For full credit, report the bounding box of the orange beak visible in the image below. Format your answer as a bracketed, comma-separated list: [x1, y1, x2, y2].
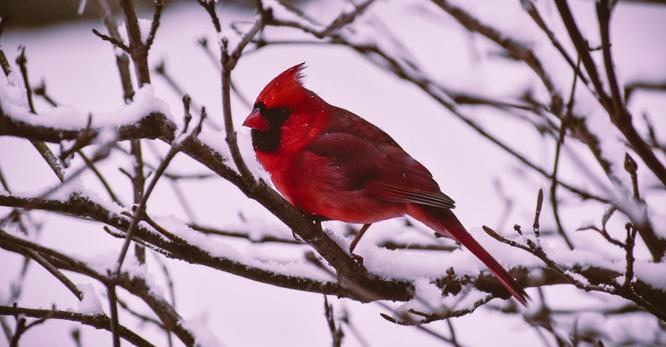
[242, 108, 269, 131]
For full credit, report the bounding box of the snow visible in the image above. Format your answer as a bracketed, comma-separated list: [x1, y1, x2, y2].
[2, 1, 666, 346]
[185, 89, 275, 183]
[2, 71, 29, 107]
[138, 19, 152, 42]
[116, 18, 154, 44]
[395, 277, 493, 319]
[633, 262, 666, 291]
[651, 210, 666, 240]
[0, 177, 124, 216]
[362, 217, 459, 250]
[83, 250, 166, 299]
[577, 312, 606, 336]
[195, 130, 231, 161]
[197, 128, 272, 182]
[0, 71, 172, 130]
[182, 317, 224, 347]
[153, 215, 333, 282]
[395, 277, 441, 316]
[218, 213, 292, 242]
[548, 246, 622, 273]
[77, 283, 104, 315]
[329, 224, 535, 281]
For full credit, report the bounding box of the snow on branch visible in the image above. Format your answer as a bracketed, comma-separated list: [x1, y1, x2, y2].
[2, 0, 666, 345]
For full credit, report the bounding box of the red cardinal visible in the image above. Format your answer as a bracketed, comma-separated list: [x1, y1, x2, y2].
[242, 63, 528, 305]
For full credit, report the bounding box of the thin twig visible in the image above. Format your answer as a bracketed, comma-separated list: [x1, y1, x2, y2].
[91, 29, 130, 52]
[432, 0, 563, 114]
[78, 150, 124, 206]
[557, 0, 666, 191]
[21, 248, 83, 300]
[623, 223, 637, 288]
[220, 34, 262, 188]
[323, 296, 344, 347]
[0, 228, 196, 345]
[115, 107, 205, 273]
[116, 298, 166, 329]
[13, 47, 65, 182]
[624, 153, 640, 200]
[144, 0, 164, 49]
[533, 188, 544, 239]
[106, 283, 121, 347]
[549, 57, 582, 250]
[339, 307, 370, 347]
[446, 319, 461, 347]
[92, 0, 135, 102]
[151, 253, 175, 347]
[305, 253, 456, 344]
[0, 305, 153, 347]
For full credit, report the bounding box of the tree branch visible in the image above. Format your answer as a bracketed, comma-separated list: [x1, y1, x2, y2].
[0, 305, 154, 347]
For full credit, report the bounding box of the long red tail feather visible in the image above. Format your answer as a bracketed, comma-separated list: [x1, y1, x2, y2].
[407, 204, 528, 306]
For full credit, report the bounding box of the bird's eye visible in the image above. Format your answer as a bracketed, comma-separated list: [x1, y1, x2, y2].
[264, 107, 290, 121]
[252, 102, 290, 123]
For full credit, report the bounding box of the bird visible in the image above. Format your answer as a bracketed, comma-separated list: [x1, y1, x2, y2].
[242, 63, 528, 305]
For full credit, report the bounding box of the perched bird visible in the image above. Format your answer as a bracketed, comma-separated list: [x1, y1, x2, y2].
[242, 63, 528, 305]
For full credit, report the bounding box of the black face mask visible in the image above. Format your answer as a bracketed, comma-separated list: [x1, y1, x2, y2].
[250, 102, 291, 152]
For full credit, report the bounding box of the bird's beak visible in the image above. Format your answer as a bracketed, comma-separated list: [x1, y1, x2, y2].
[242, 108, 269, 131]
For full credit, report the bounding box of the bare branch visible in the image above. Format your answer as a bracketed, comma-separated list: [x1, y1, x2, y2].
[556, 0, 666, 191]
[549, 57, 582, 250]
[323, 296, 344, 347]
[625, 80, 666, 103]
[0, 229, 197, 345]
[91, 29, 130, 52]
[115, 108, 205, 273]
[21, 248, 83, 300]
[0, 305, 154, 347]
[11, 47, 65, 182]
[92, 0, 135, 102]
[106, 284, 121, 347]
[144, 0, 164, 49]
[432, 0, 563, 114]
[623, 223, 638, 289]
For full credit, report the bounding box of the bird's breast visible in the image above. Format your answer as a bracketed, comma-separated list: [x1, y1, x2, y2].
[254, 150, 297, 204]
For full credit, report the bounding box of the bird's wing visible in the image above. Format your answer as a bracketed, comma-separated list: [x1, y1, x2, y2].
[304, 129, 456, 210]
[326, 106, 403, 148]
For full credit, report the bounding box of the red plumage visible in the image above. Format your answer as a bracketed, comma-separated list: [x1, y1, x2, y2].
[243, 63, 528, 305]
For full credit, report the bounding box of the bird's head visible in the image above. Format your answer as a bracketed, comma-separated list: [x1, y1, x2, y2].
[243, 63, 327, 153]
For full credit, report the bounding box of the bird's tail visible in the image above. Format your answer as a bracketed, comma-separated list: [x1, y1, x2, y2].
[407, 204, 529, 306]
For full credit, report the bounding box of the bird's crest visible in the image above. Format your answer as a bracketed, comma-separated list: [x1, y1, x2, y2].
[257, 63, 307, 108]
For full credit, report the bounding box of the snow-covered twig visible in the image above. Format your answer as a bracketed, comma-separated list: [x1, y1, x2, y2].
[0, 227, 197, 346]
[305, 252, 457, 345]
[8, 47, 65, 183]
[0, 305, 153, 347]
